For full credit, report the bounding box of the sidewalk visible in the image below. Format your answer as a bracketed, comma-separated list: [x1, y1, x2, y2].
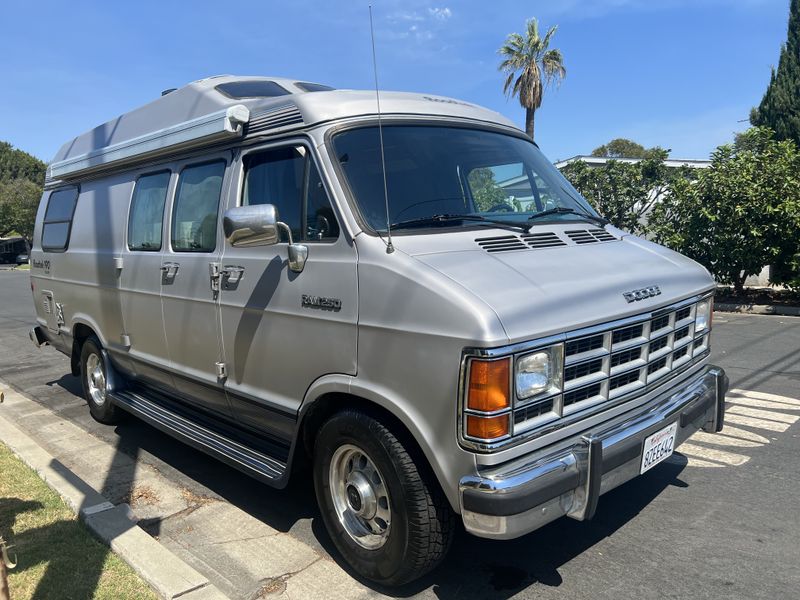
[0, 382, 374, 600]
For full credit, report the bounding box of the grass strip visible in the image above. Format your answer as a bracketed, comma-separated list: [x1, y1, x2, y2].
[0, 442, 158, 600]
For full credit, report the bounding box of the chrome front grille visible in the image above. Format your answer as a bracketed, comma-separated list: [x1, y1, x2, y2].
[514, 298, 710, 433]
[459, 293, 713, 452]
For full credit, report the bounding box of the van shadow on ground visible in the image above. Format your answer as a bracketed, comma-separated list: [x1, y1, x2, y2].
[52, 388, 689, 600]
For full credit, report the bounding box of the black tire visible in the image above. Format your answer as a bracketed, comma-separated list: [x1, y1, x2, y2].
[79, 336, 121, 425]
[313, 409, 454, 586]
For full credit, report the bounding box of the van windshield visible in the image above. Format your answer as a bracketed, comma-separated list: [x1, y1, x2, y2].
[331, 125, 600, 233]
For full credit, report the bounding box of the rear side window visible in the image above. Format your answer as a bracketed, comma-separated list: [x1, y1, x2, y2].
[41, 187, 79, 251]
[128, 171, 170, 251]
[172, 161, 226, 252]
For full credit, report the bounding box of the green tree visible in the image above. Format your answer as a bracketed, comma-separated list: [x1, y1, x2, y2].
[559, 149, 681, 235]
[591, 138, 662, 159]
[498, 18, 566, 139]
[0, 178, 41, 246]
[750, 0, 800, 146]
[0, 142, 46, 185]
[467, 168, 508, 211]
[0, 141, 46, 245]
[648, 127, 800, 293]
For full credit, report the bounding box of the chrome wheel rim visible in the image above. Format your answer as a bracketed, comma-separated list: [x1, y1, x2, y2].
[329, 444, 391, 549]
[85, 353, 106, 406]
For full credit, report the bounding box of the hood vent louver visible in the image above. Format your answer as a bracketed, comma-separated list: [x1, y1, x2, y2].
[476, 235, 528, 253]
[566, 229, 617, 244]
[476, 228, 617, 254]
[476, 232, 567, 253]
[521, 232, 567, 248]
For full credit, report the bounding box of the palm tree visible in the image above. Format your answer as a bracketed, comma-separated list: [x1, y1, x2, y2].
[499, 18, 566, 139]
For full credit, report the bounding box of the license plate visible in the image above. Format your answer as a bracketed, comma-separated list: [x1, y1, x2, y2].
[640, 422, 678, 474]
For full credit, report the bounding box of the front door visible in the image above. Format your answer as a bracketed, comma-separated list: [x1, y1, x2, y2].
[160, 158, 231, 419]
[218, 142, 358, 442]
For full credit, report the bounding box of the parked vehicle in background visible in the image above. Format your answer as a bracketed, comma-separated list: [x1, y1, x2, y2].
[0, 237, 27, 264]
[28, 76, 728, 585]
[15, 253, 29, 265]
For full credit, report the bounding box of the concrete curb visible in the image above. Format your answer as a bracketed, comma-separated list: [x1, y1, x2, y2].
[715, 303, 800, 317]
[0, 403, 230, 600]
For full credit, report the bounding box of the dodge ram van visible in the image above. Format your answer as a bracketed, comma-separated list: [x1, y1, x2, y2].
[29, 75, 727, 585]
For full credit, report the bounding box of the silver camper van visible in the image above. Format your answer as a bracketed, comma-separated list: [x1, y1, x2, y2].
[29, 76, 727, 585]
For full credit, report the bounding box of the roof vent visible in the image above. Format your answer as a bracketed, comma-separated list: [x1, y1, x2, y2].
[246, 103, 304, 136]
[565, 229, 617, 244]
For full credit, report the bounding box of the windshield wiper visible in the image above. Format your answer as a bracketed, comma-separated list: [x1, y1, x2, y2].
[527, 206, 609, 227]
[389, 214, 530, 232]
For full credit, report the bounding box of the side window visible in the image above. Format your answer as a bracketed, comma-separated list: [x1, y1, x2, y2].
[41, 187, 79, 252]
[242, 146, 339, 242]
[128, 171, 170, 251]
[306, 163, 340, 241]
[171, 161, 226, 252]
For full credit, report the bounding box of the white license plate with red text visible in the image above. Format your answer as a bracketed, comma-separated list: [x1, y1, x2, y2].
[640, 422, 678, 474]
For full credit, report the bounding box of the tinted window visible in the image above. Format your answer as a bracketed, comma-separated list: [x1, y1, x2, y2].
[306, 164, 339, 240]
[128, 171, 170, 251]
[215, 81, 290, 99]
[295, 82, 335, 93]
[172, 161, 225, 252]
[41, 187, 78, 251]
[243, 147, 339, 242]
[243, 148, 304, 241]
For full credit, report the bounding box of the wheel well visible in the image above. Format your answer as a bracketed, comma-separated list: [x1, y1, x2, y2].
[70, 323, 96, 376]
[298, 393, 436, 483]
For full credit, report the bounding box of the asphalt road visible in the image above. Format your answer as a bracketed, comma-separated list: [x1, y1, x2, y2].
[1, 268, 799, 599]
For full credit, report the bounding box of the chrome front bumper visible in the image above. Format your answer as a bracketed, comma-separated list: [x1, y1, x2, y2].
[459, 365, 727, 539]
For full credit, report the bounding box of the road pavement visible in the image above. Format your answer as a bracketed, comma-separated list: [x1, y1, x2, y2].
[1, 269, 798, 599]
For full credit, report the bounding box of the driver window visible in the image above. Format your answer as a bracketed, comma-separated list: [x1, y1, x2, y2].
[242, 146, 340, 242]
[467, 163, 537, 212]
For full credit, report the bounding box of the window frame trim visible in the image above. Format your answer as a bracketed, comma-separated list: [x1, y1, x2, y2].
[41, 185, 80, 253]
[236, 139, 341, 244]
[170, 158, 228, 253]
[127, 169, 172, 252]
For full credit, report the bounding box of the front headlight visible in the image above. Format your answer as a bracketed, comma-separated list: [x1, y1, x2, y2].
[695, 299, 712, 333]
[515, 345, 563, 400]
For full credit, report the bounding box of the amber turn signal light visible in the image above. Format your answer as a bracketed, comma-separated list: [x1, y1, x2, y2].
[466, 414, 510, 439]
[467, 358, 510, 412]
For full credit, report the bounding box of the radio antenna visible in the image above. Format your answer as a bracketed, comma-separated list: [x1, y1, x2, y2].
[369, 4, 394, 254]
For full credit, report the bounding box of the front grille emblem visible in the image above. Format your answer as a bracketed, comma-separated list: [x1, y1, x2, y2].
[623, 285, 661, 303]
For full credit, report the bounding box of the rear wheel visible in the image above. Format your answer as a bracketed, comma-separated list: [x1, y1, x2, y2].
[313, 409, 454, 586]
[79, 336, 121, 425]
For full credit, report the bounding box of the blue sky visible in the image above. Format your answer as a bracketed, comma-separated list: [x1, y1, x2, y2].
[0, 0, 789, 162]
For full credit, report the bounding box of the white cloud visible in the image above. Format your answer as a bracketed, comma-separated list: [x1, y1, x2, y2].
[428, 7, 453, 20]
[383, 5, 453, 43]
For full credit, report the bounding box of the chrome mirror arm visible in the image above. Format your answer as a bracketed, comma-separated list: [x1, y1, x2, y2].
[277, 222, 309, 273]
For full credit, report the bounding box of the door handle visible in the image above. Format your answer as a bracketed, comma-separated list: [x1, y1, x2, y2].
[221, 265, 245, 285]
[160, 262, 180, 276]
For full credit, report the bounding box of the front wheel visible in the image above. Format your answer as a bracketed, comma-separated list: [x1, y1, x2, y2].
[313, 410, 454, 586]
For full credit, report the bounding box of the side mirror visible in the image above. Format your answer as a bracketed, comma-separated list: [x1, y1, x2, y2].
[223, 204, 279, 247]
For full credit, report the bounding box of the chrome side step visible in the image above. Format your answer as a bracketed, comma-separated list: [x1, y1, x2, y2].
[110, 389, 288, 485]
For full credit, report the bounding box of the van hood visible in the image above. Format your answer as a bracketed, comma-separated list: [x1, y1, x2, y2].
[400, 226, 714, 344]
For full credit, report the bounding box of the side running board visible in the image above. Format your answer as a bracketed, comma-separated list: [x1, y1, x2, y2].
[110, 389, 287, 485]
